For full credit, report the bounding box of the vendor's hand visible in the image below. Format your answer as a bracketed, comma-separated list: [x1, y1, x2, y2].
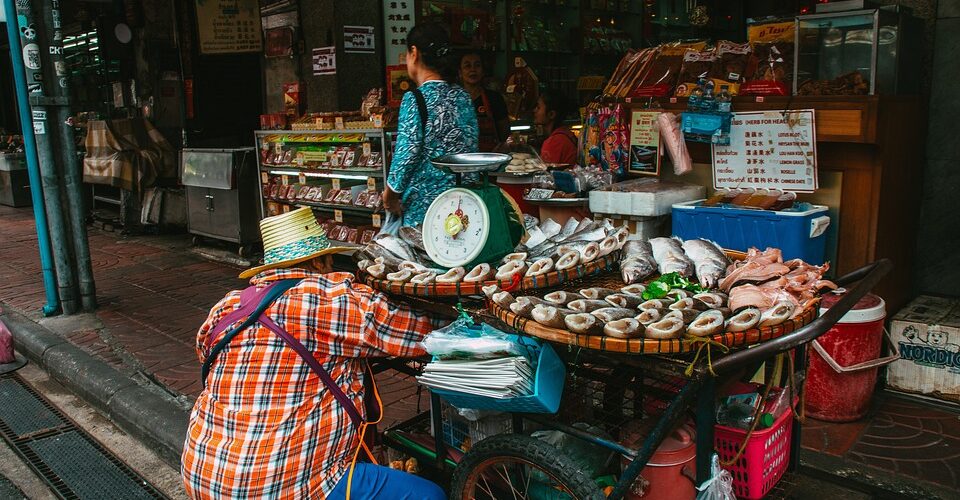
[383, 187, 402, 214]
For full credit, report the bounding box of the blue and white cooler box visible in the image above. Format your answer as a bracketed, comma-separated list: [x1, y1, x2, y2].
[671, 200, 831, 264]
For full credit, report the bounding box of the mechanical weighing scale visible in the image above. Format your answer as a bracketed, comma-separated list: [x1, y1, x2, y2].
[423, 153, 526, 269]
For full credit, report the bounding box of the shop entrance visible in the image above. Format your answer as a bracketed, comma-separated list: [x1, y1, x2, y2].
[188, 53, 262, 148]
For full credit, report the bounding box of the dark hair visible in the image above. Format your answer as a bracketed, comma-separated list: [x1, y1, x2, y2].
[539, 88, 570, 129]
[407, 23, 455, 81]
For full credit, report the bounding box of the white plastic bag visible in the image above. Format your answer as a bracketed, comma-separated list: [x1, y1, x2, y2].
[421, 316, 530, 360]
[696, 454, 736, 500]
[378, 211, 402, 237]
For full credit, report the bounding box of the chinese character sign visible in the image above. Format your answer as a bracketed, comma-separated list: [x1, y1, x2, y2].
[195, 0, 262, 54]
[712, 110, 818, 192]
[313, 46, 337, 76]
[383, 0, 415, 65]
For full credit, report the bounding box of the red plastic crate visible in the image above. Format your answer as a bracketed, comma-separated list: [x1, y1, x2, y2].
[714, 406, 793, 499]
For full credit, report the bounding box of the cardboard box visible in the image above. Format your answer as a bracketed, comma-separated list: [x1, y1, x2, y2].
[887, 295, 960, 405]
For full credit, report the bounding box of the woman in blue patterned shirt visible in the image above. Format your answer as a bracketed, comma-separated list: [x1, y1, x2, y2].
[384, 23, 479, 227]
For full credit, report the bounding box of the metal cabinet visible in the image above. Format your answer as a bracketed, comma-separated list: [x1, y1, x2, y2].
[0, 153, 31, 208]
[181, 148, 260, 255]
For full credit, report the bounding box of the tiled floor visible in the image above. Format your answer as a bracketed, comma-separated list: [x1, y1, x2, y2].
[2, 205, 958, 494]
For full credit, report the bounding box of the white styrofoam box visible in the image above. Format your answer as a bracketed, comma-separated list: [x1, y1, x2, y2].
[589, 180, 705, 217]
[594, 213, 670, 241]
[887, 295, 960, 405]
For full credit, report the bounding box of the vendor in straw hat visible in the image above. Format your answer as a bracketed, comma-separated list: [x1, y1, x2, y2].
[182, 208, 446, 500]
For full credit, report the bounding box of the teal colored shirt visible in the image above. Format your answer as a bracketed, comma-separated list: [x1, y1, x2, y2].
[387, 81, 478, 227]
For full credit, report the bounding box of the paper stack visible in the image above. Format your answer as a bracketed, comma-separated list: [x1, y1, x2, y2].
[417, 357, 535, 399]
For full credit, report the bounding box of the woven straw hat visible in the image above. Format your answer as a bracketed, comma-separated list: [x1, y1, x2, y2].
[240, 207, 353, 279]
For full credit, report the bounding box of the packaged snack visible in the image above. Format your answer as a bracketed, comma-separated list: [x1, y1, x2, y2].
[366, 152, 382, 167]
[335, 190, 355, 204]
[355, 190, 372, 207]
[365, 191, 383, 211]
[742, 21, 795, 96]
[306, 186, 322, 201]
[296, 185, 312, 200]
[286, 184, 300, 202]
[332, 148, 347, 168]
[323, 189, 341, 203]
[343, 228, 359, 244]
[343, 149, 356, 168]
[633, 42, 707, 97]
[675, 50, 719, 97]
[359, 228, 377, 245]
[710, 41, 751, 95]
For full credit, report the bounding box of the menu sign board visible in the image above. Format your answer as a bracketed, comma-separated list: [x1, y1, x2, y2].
[195, 0, 262, 54]
[628, 110, 661, 176]
[712, 110, 818, 192]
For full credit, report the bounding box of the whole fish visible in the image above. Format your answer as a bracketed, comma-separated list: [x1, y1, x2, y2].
[604, 318, 644, 339]
[565, 313, 603, 335]
[398, 226, 427, 253]
[563, 225, 607, 243]
[555, 217, 582, 241]
[591, 307, 636, 322]
[620, 240, 658, 284]
[649, 237, 696, 277]
[538, 218, 562, 241]
[524, 225, 549, 250]
[682, 239, 731, 289]
[531, 304, 575, 329]
[371, 234, 418, 263]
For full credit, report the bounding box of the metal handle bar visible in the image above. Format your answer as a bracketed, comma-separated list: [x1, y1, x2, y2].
[710, 258, 892, 374]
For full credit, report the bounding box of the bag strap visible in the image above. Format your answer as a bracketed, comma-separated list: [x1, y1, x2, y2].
[204, 281, 285, 350]
[257, 313, 365, 428]
[412, 88, 428, 131]
[201, 278, 365, 429]
[201, 279, 302, 386]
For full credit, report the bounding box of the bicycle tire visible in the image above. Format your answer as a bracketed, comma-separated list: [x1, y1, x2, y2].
[450, 433, 605, 500]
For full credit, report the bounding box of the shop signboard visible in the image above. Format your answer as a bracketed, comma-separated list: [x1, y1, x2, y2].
[344, 26, 375, 54]
[195, 0, 262, 55]
[383, 0, 415, 65]
[628, 110, 661, 176]
[312, 46, 337, 76]
[712, 110, 818, 192]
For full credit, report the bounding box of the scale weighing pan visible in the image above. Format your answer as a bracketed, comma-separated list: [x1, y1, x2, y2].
[431, 153, 511, 175]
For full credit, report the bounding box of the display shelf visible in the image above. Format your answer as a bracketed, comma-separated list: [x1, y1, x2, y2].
[263, 167, 384, 179]
[255, 129, 393, 221]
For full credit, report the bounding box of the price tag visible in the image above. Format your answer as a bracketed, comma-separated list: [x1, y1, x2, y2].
[332, 178, 341, 191]
[362, 143, 372, 156]
[367, 177, 377, 191]
[372, 114, 383, 128]
[334, 210, 344, 223]
[298, 172, 307, 184]
[335, 116, 345, 130]
[372, 214, 382, 228]
[261, 172, 269, 184]
[756, 96, 765, 103]
[669, 97, 678, 104]
[280, 174, 289, 185]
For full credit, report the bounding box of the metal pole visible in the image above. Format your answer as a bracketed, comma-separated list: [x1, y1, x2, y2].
[42, 0, 96, 311]
[2, 0, 59, 316]
[12, 0, 79, 314]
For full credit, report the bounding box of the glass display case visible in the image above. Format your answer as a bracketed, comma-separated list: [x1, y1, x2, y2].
[793, 8, 921, 95]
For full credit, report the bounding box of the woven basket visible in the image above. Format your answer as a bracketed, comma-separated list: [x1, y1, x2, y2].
[360, 252, 621, 298]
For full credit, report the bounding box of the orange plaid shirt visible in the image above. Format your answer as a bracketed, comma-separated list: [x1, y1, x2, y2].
[181, 269, 436, 499]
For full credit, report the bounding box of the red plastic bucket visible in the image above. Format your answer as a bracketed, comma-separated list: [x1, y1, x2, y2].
[622, 424, 697, 500]
[807, 293, 897, 422]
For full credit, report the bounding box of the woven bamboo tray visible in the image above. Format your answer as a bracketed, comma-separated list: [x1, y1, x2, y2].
[486, 271, 819, 355]
[360, 252, 621, 298]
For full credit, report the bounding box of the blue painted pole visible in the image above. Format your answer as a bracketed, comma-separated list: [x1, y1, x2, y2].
[3, 0, 59, 316]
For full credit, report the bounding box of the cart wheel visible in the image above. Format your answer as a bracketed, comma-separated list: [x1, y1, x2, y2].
[238, 244, 254, 258]
[450, 434, 604, 500]
[191, 236, 201, 246]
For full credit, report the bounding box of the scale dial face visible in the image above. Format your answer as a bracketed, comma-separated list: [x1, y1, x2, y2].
[423, 188, 490, 268]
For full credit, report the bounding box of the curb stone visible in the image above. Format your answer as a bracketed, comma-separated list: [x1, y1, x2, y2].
[0, 305, 189, 468]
